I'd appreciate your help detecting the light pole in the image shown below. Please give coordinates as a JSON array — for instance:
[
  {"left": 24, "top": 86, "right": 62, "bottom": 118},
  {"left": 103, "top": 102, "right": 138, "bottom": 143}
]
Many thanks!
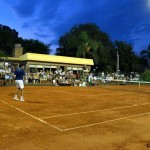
[{"left": 116, "top": 51, "right": 119, "bottom": 74}]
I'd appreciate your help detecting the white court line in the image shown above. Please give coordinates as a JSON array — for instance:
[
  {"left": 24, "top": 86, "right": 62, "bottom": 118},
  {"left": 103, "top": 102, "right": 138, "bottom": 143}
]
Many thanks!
[
  {"left": 51, "top": 89, "right": 99, "bottom": 98},
  {"left": 51, "top": 89, "right": 115, "bottom": 101},
  {"left": 41, "top": 102, "right": 150, "bottom": 119},
  {"left": 52, "top": 88, "right": 149, "bottom": 104},
  {"left": 50, "top": 89, "right": 144, "bottom": 101},
  {"left": 1, "top": 101, "right": 63, "bottom": 132},
  {"left": 62, "top": 111, "right": 150, "bottom": 131},
  {"left": 81, "top": 87, "right": 136, "bottom": 96}
]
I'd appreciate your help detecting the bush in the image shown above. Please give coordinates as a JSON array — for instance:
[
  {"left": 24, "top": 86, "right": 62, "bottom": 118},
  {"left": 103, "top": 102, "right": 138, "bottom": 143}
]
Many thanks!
[
  {"left": 141, "top": 70, "right": 150, "bottom": 81},
  {"left": 0, "top": 50, "right": 7, "bottom": 57}
]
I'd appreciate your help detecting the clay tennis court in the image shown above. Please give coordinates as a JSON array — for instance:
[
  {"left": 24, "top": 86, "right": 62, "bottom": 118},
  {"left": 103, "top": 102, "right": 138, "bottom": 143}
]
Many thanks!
[{"left": 0, "top": 84, "right": 150, "bottom": 150}]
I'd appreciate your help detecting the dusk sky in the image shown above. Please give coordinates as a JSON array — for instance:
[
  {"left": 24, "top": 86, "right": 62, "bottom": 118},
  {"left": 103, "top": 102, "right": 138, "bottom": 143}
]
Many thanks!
[{"left": 0, "top": 0, "right": 150, "bottom": 54}]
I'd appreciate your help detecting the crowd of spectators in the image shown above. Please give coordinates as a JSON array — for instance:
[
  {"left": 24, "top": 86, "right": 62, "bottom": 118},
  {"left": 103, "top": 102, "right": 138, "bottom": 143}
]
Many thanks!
[{"left": 0, "top": 66, "right": 140, "bottom": 87}]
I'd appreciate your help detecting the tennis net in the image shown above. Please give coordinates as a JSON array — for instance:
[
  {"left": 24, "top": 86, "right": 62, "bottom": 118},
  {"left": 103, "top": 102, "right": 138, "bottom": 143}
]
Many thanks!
[{"left": 99, "top": 79, "right": 150, "bottom": 93}]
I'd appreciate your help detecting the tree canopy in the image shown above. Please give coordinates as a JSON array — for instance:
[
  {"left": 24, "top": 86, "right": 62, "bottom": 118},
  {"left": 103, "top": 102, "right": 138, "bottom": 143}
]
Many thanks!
[
  {"left": 56, "top": 23, "right": 144, "bottom": 73},
  {"left": 0, "top": 25, "right": 18, "bottom": 56},
  {"left": 0, "top": 23, "right": 148, "bottom": 73},
  {"left": 0, "top": 24, "right": 51, "bottom": 56},
  {"left": 17, "top": 38, "right": 52, "bottom": 54},
  {"left": 141, "top": 70, "right": 150, "bottom": 81},
  {"left": 56, "top": 23, "right": 114, "bottom": 70},
  {"left": 140, "top": 44, "right": 150, "bottom": 65}
]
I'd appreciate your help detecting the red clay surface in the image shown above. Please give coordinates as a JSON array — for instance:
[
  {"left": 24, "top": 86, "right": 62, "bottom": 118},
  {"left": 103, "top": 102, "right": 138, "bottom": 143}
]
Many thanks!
[{"left": 0, "top": 85, "right": 150, "bottom": 150}]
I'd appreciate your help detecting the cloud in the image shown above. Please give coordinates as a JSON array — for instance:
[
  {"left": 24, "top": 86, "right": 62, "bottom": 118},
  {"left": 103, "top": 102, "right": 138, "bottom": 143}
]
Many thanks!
[
  {"left": 128, "top": 17, "right": 150, "bottom": 53},
  {"left": 1, "top": 0, "right": 150, "bottom": 53},
  {"left": 2, "top": 0, "right": 39, "bottom": 17},
  {"left": 34, "top": 33, "right": 49, "bottom": 38}
]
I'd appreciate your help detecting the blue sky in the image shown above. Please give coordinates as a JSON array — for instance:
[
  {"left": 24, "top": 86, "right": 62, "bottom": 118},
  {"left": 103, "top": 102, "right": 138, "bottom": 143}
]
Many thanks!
[{"left": 0, "top": 0, "right": 150, "bottom": 54}]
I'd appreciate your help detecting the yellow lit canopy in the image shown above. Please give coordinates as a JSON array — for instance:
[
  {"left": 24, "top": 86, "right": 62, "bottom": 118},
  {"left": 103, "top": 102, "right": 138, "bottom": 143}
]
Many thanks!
[{"left": 19, "top": 53, "right": 94, "bottom": 66}]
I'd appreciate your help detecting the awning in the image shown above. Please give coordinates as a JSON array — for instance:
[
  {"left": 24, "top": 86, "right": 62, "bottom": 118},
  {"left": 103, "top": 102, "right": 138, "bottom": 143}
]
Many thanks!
[{"left": 19, "top": 53, "right": 94, "bottom": 66}]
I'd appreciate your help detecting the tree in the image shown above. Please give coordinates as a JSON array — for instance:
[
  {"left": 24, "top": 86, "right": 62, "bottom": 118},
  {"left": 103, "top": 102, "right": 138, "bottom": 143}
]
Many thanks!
[
  {"left": 0, "top": 50, "right": 7, "bottom": 57},
  {"left": 0, "top": 24, "right": 18, "bottom": 56},
  {"left": 140, "top": 44, "right": 150, "bottom": 65},
  {"left": 56, "top": 23, "right": 113, "bottom": 70},
  {"left": 141, "top": 71, "right": 150, "bottom": 81},
  {"left": 56, "top": 23, "right": 146, "bottom": 73},
  {"left": 113, "top": 41, "right": 140, "bottom": 73},
  {"left": 76, "top": 31, "right": 91, "bottom": 58},
  {"left": 0, "top": 24, "right": 52, "bottom": 56},
  {"left": 17, "top": 38, "right": 52, "bottom": 54}
]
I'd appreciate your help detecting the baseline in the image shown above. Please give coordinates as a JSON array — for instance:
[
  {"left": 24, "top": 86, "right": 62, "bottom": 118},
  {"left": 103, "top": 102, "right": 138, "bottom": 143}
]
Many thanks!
[{"left": 0, "top": 101, "right": 63, "bottom": 132}]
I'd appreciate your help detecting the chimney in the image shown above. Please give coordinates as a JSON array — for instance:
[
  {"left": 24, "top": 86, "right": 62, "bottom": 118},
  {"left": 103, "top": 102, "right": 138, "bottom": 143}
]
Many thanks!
[{"left": 12, "top": 44, "right": 23, "bottom": 58}]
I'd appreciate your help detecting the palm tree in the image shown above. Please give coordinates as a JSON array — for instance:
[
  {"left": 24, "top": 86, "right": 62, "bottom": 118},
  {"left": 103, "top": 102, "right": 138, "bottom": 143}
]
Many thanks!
[
  {"left": 76, "top": 31, "right": 104, "bottom": 68},
  {"left": 90, "top": 40, "right": 103, "bottom": 65},
  {"left": 76, "top": 31, "right": 91, "bottom": 58},
  {"left": 76, "top": 31, "right": 101, "bottom": 59}
]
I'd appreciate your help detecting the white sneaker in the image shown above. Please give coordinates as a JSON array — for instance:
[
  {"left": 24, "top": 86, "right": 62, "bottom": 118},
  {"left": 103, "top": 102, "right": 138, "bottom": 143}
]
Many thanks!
[
  {"left": 13, "top": 96, "right": 19, "bottom": 101},
  {"left": 20, "top": 97, "right": 25, "bottom": 102}
]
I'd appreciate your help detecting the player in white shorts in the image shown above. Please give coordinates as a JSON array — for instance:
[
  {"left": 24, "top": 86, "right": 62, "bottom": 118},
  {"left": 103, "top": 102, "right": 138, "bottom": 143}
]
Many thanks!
[{"left": 13, "top": 64, "right": 25, "bottom": 102}]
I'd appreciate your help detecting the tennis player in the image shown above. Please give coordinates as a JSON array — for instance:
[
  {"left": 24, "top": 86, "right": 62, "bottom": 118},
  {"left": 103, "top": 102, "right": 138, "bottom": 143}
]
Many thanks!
[{"left": 13, "top": 64, "right": 25, "bottom": 102}]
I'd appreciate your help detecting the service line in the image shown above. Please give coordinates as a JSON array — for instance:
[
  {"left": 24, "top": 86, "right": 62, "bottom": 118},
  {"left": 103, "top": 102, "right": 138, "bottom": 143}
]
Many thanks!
[
  {"left": 62, "top": 111, "right": 150, "bottom": 131},
  {"left": 50, "top": 89, "right": 124, "bottom": 101},
  {"left": 41, "top": 102, "right": 150, "bottom": 119}
]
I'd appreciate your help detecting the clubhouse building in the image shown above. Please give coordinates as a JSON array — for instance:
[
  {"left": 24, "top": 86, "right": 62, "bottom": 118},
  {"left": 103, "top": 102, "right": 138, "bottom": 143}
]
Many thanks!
[{"left": 0, "top": 44, "right": 94, "bottom": 74}]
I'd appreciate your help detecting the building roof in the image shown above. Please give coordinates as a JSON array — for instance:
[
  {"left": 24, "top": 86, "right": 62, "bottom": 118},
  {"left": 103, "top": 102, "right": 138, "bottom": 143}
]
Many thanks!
[
  {"left": 0, "top": 57, "right": 20, "bottom": 61},
  {"left": 19, "top": 53, "right": 94, "bottom": 66}
]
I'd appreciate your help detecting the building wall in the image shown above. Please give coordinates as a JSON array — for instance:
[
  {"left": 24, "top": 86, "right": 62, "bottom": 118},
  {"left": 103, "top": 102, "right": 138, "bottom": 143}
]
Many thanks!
[{"left": 24, "top": 61, "right": 91, "bottom": 73}]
